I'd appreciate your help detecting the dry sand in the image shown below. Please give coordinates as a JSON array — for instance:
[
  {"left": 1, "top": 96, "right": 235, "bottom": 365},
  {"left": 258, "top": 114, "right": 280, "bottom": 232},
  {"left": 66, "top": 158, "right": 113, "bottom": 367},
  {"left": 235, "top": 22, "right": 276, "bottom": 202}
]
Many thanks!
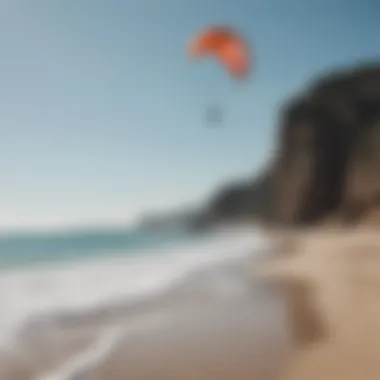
[{"left": 257, "top": 227, "right": 380, "bottom": 380}]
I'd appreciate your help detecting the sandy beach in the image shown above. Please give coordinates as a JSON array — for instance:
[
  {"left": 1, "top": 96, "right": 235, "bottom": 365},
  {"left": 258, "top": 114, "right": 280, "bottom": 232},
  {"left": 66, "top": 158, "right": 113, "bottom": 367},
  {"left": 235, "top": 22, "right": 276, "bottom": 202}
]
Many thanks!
[
  {"left": 0, "top": 288, "right": 291, "bottom": 380},
  {"left": 258, "top": 227, "right": 380, "bottom": 380},
  {"left": 2, "top": 227, "right": 380, "bottom": 380}
]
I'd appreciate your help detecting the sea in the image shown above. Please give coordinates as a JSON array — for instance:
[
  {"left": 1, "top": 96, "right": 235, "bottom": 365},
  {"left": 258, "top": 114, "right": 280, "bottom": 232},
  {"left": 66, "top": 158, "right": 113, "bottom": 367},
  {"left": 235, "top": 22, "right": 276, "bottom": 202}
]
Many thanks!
[{"left": 0, "top": 224, "right": 292, "bottom": 380}]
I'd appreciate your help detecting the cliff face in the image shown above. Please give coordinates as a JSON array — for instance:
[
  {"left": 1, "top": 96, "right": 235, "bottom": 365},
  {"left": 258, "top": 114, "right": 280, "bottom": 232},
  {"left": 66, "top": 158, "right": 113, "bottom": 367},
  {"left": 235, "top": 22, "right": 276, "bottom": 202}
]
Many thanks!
[
  {"left": 202, "top": 63, "right": 380, "bottom": 227},
  {"left": 274, "top": 63, "right": 380, "bottom": 225},
  {"left": 196, "top": 170, "right": 274, "bottom": 227}
]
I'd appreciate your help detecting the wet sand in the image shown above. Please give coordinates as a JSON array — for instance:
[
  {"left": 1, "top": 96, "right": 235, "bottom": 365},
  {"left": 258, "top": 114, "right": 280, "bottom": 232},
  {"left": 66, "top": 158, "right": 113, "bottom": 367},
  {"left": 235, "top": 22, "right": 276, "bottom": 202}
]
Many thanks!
[
  {"left": 0, "top": 258, "right": 293, "bottom": 380},
  {"left": 0, "top": 301, "right": 291, "bottom": 380}
]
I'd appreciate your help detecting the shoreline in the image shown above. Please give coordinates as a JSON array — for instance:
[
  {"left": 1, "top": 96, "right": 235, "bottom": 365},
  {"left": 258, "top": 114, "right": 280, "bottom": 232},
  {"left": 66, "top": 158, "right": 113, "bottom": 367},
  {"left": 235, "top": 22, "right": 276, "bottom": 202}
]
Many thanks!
[
  {"left": 3, "top": 226, "right": 379, "bottom": 380},
  {"left": 0, "top": 233, "right": 292, "bottom": 380},
  {"left": 0, "top": 285, "right": 292, "bottom": 380}
]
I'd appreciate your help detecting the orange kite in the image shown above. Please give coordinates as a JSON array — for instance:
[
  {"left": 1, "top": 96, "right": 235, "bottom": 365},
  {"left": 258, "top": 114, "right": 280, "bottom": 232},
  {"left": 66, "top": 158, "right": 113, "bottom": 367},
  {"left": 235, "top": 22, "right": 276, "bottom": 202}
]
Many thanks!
[{"left": 188, "top": 25, "right": 252, "bottom": 80}]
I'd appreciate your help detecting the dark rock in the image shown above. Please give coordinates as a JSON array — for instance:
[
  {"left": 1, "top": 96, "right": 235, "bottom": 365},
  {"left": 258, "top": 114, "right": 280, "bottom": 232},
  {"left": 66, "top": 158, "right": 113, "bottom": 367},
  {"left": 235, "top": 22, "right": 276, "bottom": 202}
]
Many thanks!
[
  {"left": 273, "top": 62, "right": 380, "bottom": 225},
  {"left": 199, "top": 62, "right": 380, "bottom": 228},
  {"left": 193, "top": 168, "right": 275, "bottom": 228}
]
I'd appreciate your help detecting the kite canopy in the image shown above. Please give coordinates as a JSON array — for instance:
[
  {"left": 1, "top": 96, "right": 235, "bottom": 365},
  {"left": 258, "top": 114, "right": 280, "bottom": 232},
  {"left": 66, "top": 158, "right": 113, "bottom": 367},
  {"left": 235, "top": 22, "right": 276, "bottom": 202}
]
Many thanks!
[{"left": 188, "top": 26, "right": 251, "bottom": 79}]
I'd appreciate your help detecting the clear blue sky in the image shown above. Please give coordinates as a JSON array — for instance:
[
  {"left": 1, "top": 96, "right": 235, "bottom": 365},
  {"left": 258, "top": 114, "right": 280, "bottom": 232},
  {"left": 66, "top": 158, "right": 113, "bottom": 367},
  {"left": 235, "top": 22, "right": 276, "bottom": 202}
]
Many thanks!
[{"left": 0, "top": 0, "right": 378, "bottom": 230}]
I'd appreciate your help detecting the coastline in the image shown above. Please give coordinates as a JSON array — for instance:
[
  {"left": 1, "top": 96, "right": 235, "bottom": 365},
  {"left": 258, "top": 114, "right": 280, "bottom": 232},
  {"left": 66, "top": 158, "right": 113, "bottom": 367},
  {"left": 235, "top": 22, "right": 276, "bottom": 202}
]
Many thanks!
[
  {"left": 0, "top": 279, "right": 291, "bottom": 380},
  {"left": 0, "top": 227, "right": 292, "bottom": 380},
  {"left": 3, "top": 226, "right": 380, "bottom": 380}
]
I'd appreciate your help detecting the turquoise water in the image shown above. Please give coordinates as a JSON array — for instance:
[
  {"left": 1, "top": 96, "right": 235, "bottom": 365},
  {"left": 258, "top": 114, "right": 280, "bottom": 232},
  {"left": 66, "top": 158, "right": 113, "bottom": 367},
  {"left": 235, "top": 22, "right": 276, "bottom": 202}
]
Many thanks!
[{"left": 0, "top": 226, "right": 202, "bottom": 267}]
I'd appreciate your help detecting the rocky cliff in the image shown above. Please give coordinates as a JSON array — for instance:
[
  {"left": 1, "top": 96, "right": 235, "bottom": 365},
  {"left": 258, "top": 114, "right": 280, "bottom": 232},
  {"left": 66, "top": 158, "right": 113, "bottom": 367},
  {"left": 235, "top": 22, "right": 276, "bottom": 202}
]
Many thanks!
[
  {"left": 193, "top": 168, "right": 274, "bottom": 229},
  {"left": 200, "top": 62, "right": 380, "bottom": 227}
]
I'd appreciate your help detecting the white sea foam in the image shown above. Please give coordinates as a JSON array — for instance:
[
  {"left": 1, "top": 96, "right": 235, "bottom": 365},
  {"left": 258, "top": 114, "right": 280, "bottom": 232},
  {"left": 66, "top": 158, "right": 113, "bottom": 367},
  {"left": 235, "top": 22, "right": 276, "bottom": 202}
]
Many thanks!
[{"left": 0, "top": 226, "right": 271, "bottom": 353}]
